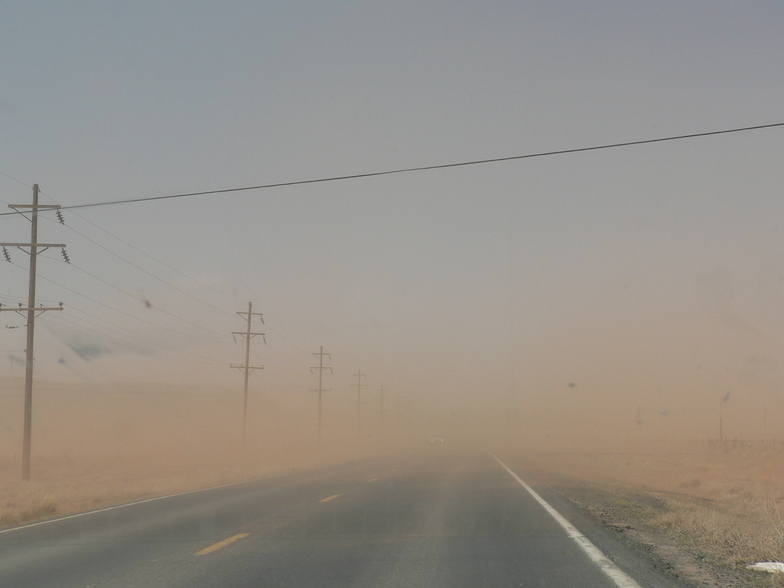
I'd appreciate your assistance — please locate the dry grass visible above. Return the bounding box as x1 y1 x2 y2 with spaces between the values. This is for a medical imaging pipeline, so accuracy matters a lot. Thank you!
0 453 277 528
655 500 761 561
518 447 784 585
0 380 379 529
1 499 58 528
648 486 784 579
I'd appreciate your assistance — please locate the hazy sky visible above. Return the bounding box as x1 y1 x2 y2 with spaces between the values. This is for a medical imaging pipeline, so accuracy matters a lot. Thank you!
2 2 784 440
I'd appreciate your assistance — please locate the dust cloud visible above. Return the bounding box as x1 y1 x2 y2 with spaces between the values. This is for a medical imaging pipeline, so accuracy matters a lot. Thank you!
0 361 776 490
1 317 781 528
0 373 491 524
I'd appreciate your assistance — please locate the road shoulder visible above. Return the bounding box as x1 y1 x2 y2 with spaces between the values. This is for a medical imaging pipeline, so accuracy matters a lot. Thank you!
550 481 773 587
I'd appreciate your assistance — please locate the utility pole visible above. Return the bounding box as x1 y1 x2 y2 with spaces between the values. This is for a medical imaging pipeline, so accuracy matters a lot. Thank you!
719 390 730 452
395 390 402 433
310 346 332 443
1 184 66 480
231 302 264 448
378 386 388 439
352 369 367 439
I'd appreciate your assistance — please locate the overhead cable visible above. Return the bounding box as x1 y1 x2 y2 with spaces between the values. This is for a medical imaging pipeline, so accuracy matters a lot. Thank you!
1 121 782 216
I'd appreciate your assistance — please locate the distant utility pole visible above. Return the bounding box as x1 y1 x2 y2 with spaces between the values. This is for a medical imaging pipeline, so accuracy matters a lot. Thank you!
719 390 730 452
395 391 402 433
310 346 332 443
0 184 67 481
378 386 388 438
231 302 264 448
352 369 367 439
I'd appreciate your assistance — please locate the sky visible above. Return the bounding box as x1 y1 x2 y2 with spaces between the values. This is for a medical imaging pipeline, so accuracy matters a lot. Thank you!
2 1 784 443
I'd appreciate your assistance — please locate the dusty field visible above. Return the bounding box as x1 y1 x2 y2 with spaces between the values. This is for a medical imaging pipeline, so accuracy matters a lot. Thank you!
517 448 784 587
3 377 782 586
0 379 367 529
0 454 294 529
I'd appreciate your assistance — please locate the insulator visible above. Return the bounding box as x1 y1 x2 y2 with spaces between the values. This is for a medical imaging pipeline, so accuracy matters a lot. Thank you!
2 246 10 262
61 248 71 264
56 210 65 225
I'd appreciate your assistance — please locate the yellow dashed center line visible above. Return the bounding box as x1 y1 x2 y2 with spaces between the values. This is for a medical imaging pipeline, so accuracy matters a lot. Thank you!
367 477 379 483
195 533 249 556
319 494 340 503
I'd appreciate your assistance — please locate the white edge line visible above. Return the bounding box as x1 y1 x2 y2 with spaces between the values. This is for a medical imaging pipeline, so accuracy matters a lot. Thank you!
491 453 643 588
0 471 293 535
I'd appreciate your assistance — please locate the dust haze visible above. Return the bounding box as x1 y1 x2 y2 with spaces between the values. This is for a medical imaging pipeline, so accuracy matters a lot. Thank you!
3 3 784 539
4 212 784 521
2 263 784 526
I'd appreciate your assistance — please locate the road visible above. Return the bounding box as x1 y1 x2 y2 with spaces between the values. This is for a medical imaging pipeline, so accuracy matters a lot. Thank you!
0 452 686 587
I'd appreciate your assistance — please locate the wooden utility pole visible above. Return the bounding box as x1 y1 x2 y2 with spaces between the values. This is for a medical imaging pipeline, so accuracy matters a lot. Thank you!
352 369 367 439
719 390 730 452
395 390 402 433
310 346 332 443
378 386 388 439
1 184 66 480
231 302 264 448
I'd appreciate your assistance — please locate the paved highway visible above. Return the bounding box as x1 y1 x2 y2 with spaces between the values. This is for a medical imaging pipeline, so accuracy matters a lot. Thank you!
0 453 686 587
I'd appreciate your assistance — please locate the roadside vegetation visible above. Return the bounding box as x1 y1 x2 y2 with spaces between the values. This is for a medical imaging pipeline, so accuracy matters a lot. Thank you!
0 453 279 529
519 447 784 587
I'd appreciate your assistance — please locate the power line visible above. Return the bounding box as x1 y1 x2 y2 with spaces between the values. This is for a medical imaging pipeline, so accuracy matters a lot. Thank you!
43 311 226 367
10 189 301 358
34 196 239 318
0 170 32 188
59 307 173 350
56 306 227 366
5 251 305 370
1 121 781 217
66 261 228 340
10 259 225 344
33 196 282 359
263 316 312 358
0 171 32 203
41 312 154 356
37 198 241 314
22 242 229 341
260 340 308 370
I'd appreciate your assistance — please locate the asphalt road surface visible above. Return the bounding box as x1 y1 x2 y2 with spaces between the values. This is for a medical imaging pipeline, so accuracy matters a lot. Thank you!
0 452 688 587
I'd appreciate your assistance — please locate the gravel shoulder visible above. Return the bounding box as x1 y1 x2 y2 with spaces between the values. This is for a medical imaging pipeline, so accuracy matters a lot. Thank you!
554 481 773 587
508 449 784 588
